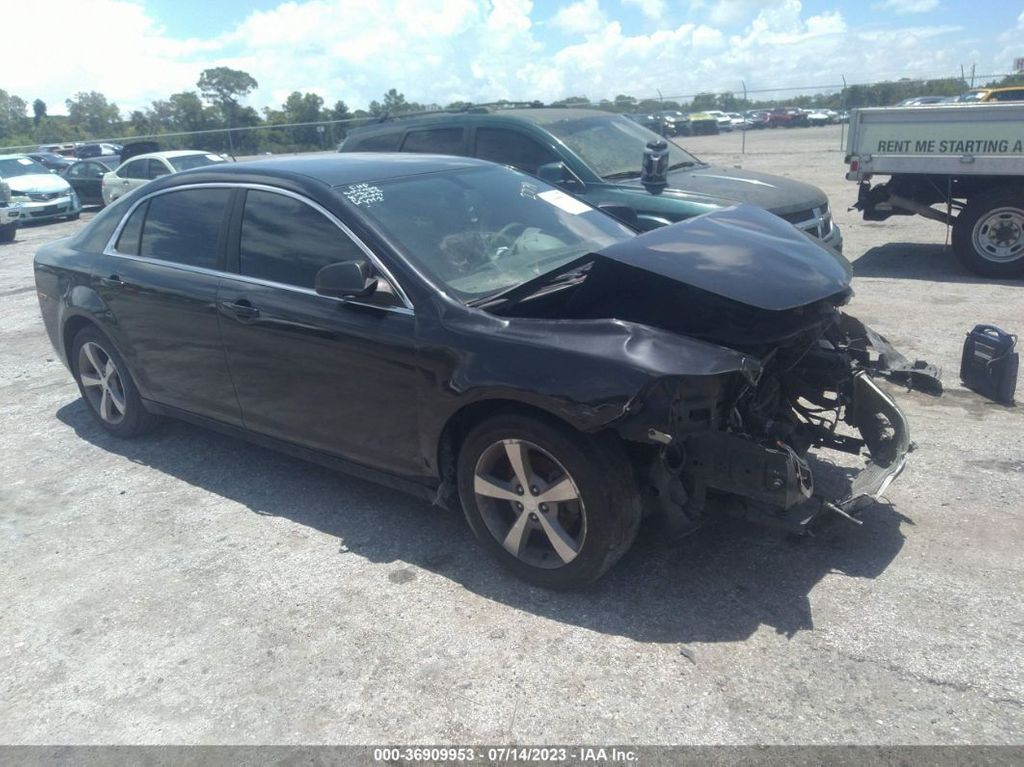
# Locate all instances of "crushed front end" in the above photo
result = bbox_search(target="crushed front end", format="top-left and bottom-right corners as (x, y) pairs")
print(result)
(616, 310), (927, 536)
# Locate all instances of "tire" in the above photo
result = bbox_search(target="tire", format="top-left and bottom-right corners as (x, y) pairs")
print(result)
(952, 190), (1024, 277)
(457, 413), (641, 589)
(68, 213), (80, 221)
(70, 326), (159, 437)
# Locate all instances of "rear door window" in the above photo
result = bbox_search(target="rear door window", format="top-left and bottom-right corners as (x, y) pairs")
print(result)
(138, 189), (232, 269)
(118, 159), (148, 179)
(401, 128), (465, 155)
(349, 132), (402, 151)
(146, 159), (171, 179)
(474, 128), (558, 174)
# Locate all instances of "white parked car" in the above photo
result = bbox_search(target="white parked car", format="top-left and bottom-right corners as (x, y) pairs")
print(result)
(0, 154), (81, 223)
(806, 110), (832, 127)
(101, 150), (228, 205)
(725, 112), (752, 130)
(702, 110), (734, 132)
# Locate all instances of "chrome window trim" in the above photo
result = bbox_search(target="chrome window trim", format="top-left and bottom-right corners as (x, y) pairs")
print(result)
(101, 181), (415, 313)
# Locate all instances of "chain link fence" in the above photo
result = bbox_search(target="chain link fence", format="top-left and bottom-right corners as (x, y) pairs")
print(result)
(2, 71), (1017, 158)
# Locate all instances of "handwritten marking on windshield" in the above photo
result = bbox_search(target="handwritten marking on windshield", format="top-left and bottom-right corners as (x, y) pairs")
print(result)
(344, 183), (384, 206)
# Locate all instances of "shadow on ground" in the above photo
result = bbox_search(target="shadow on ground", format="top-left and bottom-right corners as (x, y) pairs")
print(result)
(58, 399), (909, 644)
(852, 241), (1021, 285)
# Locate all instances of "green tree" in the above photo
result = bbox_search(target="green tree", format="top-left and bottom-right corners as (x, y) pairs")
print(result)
(128, 110), (150, 136)
(550, 95), (590, 108)
(282, 91), (325, 146)
(369, 88), (410, 117)
(65, 91), (121, 137)
(32, 99), (46, 126)
(169, 91), (209, 135)
(197, 67), (259, 151)
(0, 89), (31, 143)
(612, 94), (636, 112)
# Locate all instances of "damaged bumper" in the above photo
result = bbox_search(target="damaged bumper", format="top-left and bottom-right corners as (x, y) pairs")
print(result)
(687, 372), (912, 534)
(628, 316), (928, 538)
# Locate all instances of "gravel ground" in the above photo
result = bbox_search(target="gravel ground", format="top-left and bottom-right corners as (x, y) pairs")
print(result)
(1, 125), (1022, 745)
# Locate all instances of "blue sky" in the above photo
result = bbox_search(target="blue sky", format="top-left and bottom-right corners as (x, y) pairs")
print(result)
(9, 0), (1023, 114)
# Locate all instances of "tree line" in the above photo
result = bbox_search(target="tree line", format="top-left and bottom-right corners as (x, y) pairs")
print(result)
(2, 69), (1021, 154)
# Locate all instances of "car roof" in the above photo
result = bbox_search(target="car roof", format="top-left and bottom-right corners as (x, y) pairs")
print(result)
(183, 152), (495, 188)
(120, 150), (215, 162)
(349, 107), (625, 135)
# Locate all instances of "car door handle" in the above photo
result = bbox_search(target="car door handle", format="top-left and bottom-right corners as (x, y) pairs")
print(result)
(99, 274), (124, 288)
(220, 300), (260, 321)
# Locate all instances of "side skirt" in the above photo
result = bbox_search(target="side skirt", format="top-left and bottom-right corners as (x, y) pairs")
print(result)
(142, 400), (441, 505)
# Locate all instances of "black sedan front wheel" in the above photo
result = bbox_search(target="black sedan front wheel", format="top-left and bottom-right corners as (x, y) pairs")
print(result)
(457, 413), (641, 589)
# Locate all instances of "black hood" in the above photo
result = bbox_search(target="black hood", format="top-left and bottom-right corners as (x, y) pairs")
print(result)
(623, 164), (828, 216)
(595, 204), (851, 311)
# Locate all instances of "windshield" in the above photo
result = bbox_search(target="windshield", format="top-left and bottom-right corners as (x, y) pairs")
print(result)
(539, 114), (700, 179)
(346, 165), (633, 301)
(0, 157), (50, 177)
(168, 154), (225, 171)
(957, 91), (986, 102)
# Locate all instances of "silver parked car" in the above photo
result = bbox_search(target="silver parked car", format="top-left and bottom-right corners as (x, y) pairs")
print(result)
(0, 155), (81, 223)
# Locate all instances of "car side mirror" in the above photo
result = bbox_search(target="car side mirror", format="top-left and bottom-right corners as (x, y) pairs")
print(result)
(315, 259), (378, 299)
(537, 161), (583, 191)
(537, 162), (568, 186)
(596, 202), (640, 230)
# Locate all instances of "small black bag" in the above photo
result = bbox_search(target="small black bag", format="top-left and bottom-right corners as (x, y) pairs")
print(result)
(960, 325), (1018, 405)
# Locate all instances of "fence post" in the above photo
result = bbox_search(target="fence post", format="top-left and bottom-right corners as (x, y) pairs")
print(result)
(741, 80), (747, 155)
(839, 74), (847, 152)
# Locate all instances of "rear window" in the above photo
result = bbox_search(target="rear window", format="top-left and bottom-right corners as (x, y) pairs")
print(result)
(402, 128), (464, 155)
(67, 192), (138, 252)
(346, 132), (402, 151)
(167, 154), (225, 172)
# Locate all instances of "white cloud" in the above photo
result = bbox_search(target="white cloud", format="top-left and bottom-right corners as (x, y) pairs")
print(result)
(621, 0), (665, 20)
(5, 0), (212, 115)
(692, 0), (790, 27)
(2, 0), (1009, 123)
(870, 0), (940, 14)
(551, 0), (607, 34)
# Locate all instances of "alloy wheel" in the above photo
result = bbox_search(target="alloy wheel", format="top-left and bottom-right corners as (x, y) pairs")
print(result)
(472, 438), (586, 569)
(78, 341), (128, 425)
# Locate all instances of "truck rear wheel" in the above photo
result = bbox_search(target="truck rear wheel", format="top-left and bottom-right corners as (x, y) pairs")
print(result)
(953, 190), (1024, 278)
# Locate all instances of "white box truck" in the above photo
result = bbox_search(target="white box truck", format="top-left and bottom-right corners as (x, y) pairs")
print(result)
(845, 103), (1024, 276)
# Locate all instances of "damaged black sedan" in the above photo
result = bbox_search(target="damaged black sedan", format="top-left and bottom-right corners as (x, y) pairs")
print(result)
(34, 155), (934, 588)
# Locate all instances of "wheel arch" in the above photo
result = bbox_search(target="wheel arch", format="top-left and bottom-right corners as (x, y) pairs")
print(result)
(433, 398), (594, 511)
(62, 314), (102, 371)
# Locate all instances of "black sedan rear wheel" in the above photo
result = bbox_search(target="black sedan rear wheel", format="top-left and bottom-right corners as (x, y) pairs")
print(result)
(457, 413), (641, 589)
(71, 327), (158, 437)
